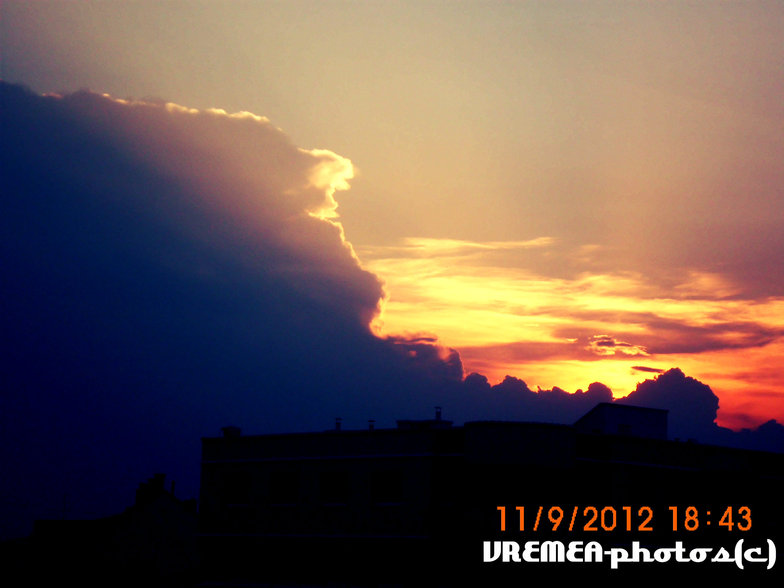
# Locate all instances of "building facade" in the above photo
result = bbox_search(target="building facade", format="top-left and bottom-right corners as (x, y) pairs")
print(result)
(199, 406), (784, 584)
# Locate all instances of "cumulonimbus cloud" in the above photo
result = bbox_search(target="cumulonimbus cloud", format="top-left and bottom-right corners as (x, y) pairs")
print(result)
(1, 82), (780, 541)
(0, 82), (465, 536)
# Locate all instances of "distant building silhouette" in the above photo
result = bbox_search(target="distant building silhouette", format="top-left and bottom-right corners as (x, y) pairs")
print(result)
(199, 405), (784, 584)
(14, 474), (198, 587)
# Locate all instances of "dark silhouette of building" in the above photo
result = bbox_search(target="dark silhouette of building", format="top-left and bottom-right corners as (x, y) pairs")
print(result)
(198, 405), (784, 584)
(6, 474), (198, 587)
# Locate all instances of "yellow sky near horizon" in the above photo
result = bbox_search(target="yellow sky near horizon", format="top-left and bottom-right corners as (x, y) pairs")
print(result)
(362, 237), (784, 429)
(3, 0), (783, 431)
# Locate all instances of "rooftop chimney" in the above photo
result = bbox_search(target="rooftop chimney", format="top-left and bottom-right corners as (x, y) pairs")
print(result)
(335, 417), (342, 431)
(397, 407), (452, 430)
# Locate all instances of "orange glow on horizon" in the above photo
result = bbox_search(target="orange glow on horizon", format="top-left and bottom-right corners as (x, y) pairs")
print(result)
(363, 238), (784, 430)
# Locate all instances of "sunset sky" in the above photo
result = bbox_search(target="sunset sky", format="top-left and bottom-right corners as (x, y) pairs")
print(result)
(2, 0), (783, 436)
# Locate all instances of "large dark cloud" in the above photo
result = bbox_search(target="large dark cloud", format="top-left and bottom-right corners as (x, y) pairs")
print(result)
(1, 83), (780, 540)
(0, 82), (464, 536)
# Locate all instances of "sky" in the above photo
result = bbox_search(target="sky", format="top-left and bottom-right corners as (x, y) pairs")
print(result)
(2, 1), (784, 536)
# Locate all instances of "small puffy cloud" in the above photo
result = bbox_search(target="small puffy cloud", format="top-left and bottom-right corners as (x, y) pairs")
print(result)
(492, 375), (534, 396)
(631, 365), (664, 374)
(584, 381), (614, 403)
(586, 335), (648, 357)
